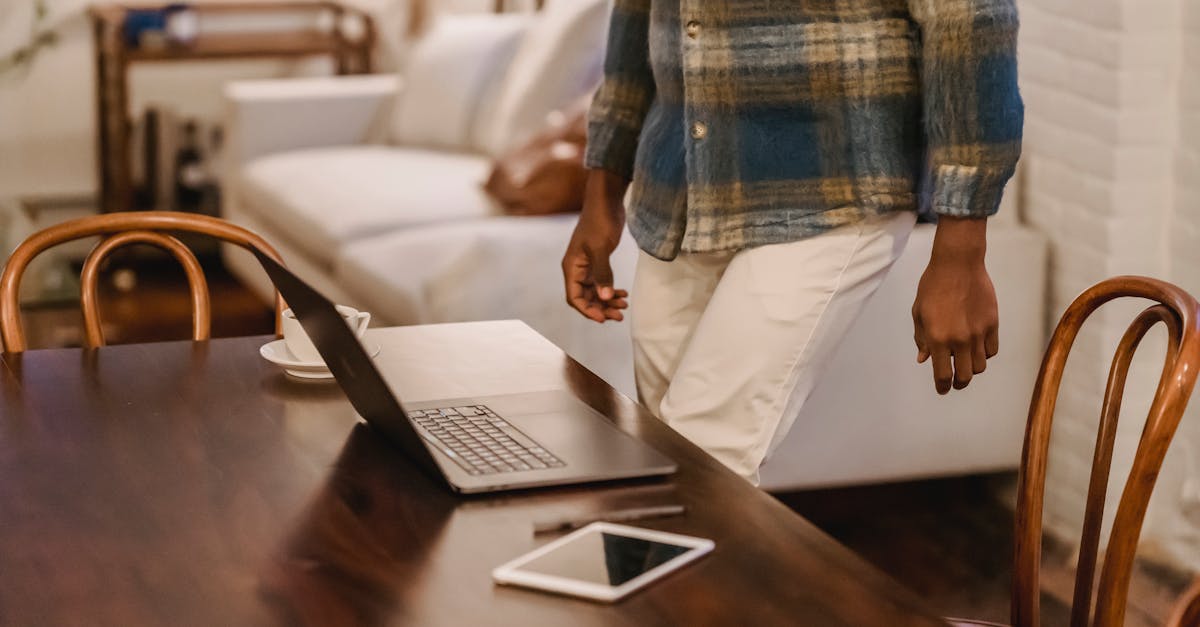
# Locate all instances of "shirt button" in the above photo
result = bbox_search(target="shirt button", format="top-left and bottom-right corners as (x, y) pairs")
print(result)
(690, 121), (708, 140)
(686, 21), (701, 39)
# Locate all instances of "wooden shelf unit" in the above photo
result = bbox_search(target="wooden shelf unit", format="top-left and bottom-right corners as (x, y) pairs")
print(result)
(124, 31), (342, 62)
(89, 2), (375, 214)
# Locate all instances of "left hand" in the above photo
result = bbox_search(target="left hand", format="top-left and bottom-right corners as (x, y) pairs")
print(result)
(911, 217), (999, 395)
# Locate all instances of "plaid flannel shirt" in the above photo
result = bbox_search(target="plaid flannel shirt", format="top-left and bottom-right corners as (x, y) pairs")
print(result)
(585, 0), (1024, 260)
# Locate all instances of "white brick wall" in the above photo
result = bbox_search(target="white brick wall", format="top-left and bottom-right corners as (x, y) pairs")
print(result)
(1018, 0), (1200, 570)
(1158, 0), (1200, 569)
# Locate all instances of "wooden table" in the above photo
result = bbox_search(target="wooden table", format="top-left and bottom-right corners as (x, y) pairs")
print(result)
(0, 321), (948, 626)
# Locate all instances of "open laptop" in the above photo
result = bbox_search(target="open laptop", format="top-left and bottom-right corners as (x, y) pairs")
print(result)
(253, 250), (676, 494)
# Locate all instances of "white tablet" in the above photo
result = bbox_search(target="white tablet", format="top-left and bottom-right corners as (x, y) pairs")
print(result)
(492, 522), (714, 603)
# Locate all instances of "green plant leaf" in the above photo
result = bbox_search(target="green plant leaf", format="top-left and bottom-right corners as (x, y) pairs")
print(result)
(1, 0), (58, 75)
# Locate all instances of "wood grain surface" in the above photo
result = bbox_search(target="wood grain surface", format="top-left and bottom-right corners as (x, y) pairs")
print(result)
(0, 321), (947, 626)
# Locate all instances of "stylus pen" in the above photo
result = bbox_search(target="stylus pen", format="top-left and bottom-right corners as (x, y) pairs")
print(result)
(532, 504), (687, 535)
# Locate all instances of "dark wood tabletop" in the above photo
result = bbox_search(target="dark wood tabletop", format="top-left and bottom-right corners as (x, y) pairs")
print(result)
(0, 321), (948, 626)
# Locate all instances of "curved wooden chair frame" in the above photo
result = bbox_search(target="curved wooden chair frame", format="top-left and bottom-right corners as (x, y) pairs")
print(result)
(1011, 276), (1200, 627)
(1, 211), (285, 353)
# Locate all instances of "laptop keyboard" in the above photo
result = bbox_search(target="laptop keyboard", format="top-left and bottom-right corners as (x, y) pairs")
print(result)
(407, 405), (565, 475)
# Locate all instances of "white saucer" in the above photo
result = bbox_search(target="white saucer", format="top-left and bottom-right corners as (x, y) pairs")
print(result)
(260, 339), (381, 379)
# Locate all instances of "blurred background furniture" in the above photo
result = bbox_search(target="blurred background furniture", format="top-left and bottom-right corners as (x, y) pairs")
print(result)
(494, 0), (545, 9)
(1168, 577), (1200, 627)
(90, 1), (376, 214)
(1, 194), (97, 306)
(0, 211), (284, 352)
(219, 0), (1050, 489)
(955, 277), (1200, 627)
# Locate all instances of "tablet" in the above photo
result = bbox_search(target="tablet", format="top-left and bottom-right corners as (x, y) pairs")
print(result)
(492, 522), (714, 602)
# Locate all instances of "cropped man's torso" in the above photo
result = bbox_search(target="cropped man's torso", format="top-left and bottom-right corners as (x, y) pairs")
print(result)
(585, 0), (1024, 261)
(637, 0), (921, 259)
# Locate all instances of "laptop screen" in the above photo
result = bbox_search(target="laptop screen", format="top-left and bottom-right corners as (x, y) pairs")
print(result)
(251, 249), (445, 482)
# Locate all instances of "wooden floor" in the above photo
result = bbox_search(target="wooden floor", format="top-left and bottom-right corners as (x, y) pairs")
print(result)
(777, 475), (1194, 626)
(14, 258), (1195, 624)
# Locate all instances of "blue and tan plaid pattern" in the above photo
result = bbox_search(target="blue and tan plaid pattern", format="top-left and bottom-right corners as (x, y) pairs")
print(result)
(586, 0), (1024, 260)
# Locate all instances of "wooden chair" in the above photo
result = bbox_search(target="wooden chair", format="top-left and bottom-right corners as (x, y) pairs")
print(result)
(0, 211), (285, 353)
(1168, 577), (1200, 627)
(949, 277), (1200, 627)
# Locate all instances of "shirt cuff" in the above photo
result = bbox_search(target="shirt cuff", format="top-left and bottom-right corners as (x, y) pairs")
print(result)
(584, 121), (640, 181)
(929, 164), (1011, 219)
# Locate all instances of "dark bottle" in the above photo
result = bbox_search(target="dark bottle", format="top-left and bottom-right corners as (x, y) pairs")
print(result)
(174, 121), (204, 213)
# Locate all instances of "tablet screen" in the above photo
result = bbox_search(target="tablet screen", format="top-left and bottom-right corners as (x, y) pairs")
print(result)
(517, 528), (693, 586)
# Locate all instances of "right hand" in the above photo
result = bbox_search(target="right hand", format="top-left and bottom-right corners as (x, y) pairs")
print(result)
(562, 170), (630, 323)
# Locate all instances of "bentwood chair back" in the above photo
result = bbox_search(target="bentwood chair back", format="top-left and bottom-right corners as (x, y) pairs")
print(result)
(1168, 578), (1200, 627)
(955, 277), (1200, 627)
(0, 211), (285, 353)
(1011, 277), (1200, 627)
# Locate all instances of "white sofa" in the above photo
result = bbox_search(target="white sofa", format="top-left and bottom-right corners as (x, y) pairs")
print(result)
(221, 11), (1050, 490)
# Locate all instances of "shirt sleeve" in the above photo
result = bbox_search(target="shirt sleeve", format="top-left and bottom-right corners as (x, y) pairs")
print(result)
(909, 0), (1024, 218)
(584, 0), (656, 181)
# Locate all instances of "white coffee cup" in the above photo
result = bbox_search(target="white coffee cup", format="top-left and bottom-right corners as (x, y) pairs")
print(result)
(281, 305), (371, 363)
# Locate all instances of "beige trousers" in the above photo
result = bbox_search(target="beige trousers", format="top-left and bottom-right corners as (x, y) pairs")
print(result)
(631, 211), (917, 483)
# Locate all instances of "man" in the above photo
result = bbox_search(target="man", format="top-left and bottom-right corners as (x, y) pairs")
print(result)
(562, 0), (1023, 483)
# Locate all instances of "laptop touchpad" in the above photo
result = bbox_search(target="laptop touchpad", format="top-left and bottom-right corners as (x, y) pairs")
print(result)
(474, 391), (582, 418)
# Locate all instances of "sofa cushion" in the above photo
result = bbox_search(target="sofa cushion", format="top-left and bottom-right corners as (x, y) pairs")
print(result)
(334, 215), (638, 393)
(391, 13), (530, 151)
(475, 0), (609, 156)
(237, 146), (497, 267)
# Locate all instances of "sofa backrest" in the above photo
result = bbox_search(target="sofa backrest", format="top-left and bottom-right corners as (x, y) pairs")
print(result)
(388, 0), (609, 156)
(473, 0), (610, 157)
(389, 13), (532, 151)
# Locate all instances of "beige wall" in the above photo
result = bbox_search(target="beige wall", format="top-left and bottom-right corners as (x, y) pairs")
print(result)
(2, 1), (98, 197)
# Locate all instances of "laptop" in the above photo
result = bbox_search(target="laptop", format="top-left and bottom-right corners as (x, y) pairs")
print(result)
(253, 250), (677, 494)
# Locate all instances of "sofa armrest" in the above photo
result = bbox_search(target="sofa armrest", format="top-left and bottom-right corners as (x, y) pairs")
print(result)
(333, 215), (640, 395)
(222, 75), (401, 169)
(759, 224), (1049, 490)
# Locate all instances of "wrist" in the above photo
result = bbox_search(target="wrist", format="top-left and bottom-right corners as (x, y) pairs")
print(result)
(584, 169), (628, 222)
(930, 216), (988, 266)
